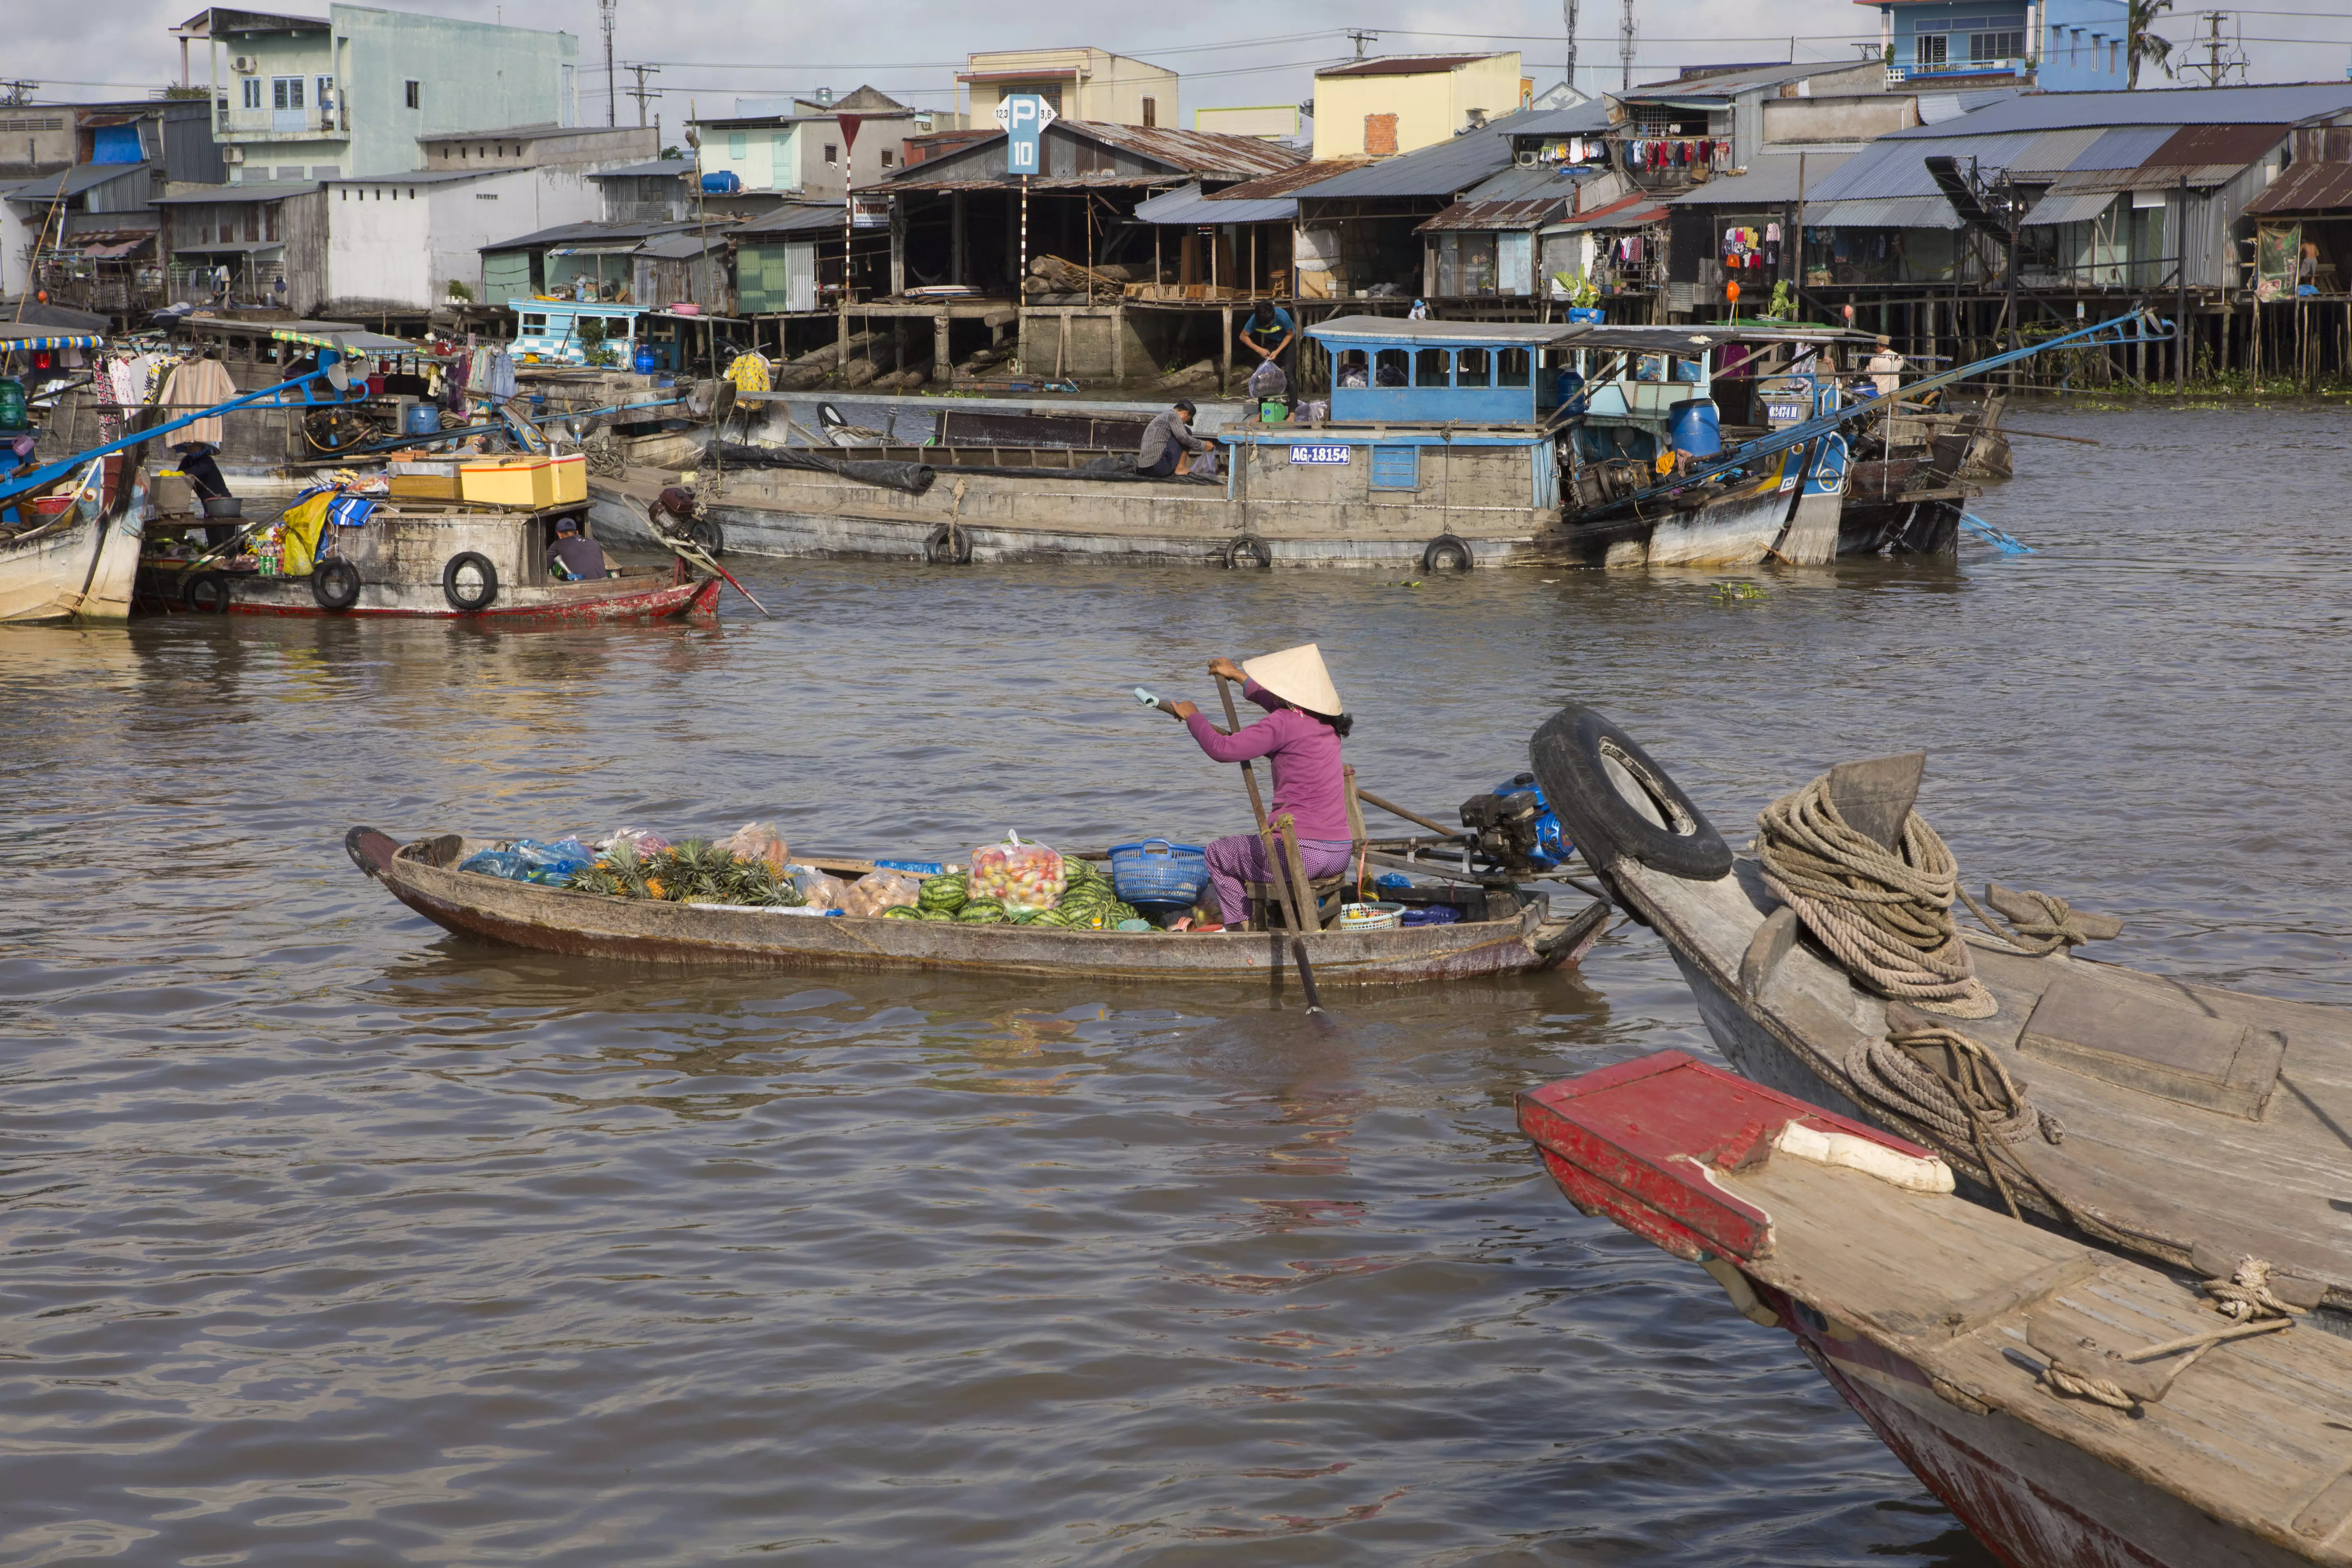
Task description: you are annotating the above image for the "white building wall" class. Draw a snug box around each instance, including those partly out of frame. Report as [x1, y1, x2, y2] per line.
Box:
[324, 166, 604, 310]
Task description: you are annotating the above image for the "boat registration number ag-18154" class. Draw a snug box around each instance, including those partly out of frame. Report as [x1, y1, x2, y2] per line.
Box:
[1289, 445, 1352, 464]
[1764, 401, 1810, 424]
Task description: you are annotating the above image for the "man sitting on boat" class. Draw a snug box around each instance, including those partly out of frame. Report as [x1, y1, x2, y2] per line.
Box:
[1137, 400, 1207, 479]
[1163, 645, 1354, 932]
[546, 516, 609, 581]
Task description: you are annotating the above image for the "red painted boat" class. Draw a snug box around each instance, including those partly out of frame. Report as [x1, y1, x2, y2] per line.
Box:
[1518, 1051, 2352, 1568]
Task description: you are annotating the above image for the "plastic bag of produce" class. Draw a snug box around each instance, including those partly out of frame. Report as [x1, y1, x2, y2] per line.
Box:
[788, 865, 852, 913]
[461, 837, 594, 885]
[720, 820, 788, 873]
[968, 832, 1065, 913]
[839, 869, 922, 918]
[598, 826, 671, 857]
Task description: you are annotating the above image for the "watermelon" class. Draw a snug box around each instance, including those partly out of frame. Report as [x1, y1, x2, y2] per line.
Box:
[881, 905, 924, 921]
[1029, 908, 1070, 927]
[918, 908, 954, 922]
[918, 874, 968, 913]
[956, 898, 1007, 924]
[1063, 858, 1098, 885]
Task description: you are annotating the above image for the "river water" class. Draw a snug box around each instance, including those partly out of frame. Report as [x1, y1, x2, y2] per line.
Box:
[5, 404, 2348, 1565]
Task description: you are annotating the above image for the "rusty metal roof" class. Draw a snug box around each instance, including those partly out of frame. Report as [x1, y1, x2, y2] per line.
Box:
[1416, 197, 1568, 233]
[2147, 123, 2290, 167]
[1213, 159, 1367, 199]
[883, 120, 1300, 192]
[1317, 54, 1506, 78]
[2245, 160, 2352, 216]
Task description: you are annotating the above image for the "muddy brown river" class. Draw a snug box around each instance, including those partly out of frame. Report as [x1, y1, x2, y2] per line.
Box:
[4, 403, 2347, 1564]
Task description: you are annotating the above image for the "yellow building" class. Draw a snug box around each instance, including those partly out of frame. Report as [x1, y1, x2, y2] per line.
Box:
[958, 47, 1176, 129]
[1310, 53, 1528, 161]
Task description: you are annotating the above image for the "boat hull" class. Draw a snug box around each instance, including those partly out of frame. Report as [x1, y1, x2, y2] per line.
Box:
[352, 830, 1610, 986]
[0, 460, 144, 624]
[163, 570, 722, 622]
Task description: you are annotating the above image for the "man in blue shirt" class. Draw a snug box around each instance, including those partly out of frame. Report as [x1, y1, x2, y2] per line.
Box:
[1236, 302, 1297, 374]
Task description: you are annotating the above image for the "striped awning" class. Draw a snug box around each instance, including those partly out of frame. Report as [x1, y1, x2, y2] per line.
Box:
[0, 327, 103, 350]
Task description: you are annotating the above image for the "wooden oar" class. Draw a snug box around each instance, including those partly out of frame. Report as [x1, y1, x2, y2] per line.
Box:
[658, 530, 774, 617]
[2000, 426, 2101, 446]
[1215, 672, 1323, 1013]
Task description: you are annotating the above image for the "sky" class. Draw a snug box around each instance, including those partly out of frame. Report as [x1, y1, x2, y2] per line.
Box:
[13, 0, 2352, 118]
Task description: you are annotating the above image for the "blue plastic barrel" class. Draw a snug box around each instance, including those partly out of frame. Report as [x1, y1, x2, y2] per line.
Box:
[1666, 397, 1722, 457]
[1107, 840, 1209, 906]
[403, 402, 441, 437]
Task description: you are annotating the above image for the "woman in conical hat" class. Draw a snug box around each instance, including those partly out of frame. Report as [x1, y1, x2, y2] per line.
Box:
[1164, 644, 1353, 931]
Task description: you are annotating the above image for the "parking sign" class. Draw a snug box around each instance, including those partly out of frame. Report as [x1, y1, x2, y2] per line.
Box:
[994, 93, 1059, 175]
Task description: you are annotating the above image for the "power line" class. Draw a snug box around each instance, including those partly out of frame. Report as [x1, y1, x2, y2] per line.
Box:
[1346, 30, 1381, 59]
[624, 62, 660, 126]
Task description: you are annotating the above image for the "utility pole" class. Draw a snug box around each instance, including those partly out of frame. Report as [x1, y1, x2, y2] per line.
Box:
[624, 62, 659, 127]
[599, 0, 617, 127]
[0, 80, 36, 108]
[2182, 11, 2244, 87]
[1619, 0, 1636, 89]
[1345, 30, 1379, 59]
[1563, 0, 1579, 97]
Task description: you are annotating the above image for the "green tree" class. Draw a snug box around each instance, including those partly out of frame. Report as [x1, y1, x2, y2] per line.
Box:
[2127, 0, 2175, 87]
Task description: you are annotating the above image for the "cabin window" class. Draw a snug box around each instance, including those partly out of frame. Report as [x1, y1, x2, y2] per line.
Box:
[521, 314, 547, 330]
[1334, 350, 1368, 388]
[1370, 445, 1420, 490]
[1496, 347, 1531, 388]
[1373, 348, 1408, 387]
[1457, 347, 1492, 388]
[1141, 97, 1157, 128]
[1414, 347, 1450, 387]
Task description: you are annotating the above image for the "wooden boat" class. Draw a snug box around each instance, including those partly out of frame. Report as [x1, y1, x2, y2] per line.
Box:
[1519, 1049, 2352, 1568]
[139, 497, 719, 622]
[343, 828, 1610, 985]
[587, 319, 1877, 572]
[1526, 703, 2352, 1312]
[0, 451, 146, 624]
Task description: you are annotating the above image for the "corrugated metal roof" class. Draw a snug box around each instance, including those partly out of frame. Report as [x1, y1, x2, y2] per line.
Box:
[1415, 196, 1568, 232]
[1317, 54, 1505, 77]
[2022, 191, 2116, 226]
[2070, 125, 2178, 171]
[4, 162, 153, 203]
[1214, 159, 1370, 199]
[481, 218, 702, 252]
[588, 159, 695, 180]
[1878, 83, 2352, 139]
[733, 202, 846, 236]
[1801, 194, 1961, 228]
[636, 232, 726, 258]
[880, 120, 1301, 193]
[1291, 107, 1602, 200]
[1550, 192, 1668, 231]
[1456, 165, 1592, 202]
[1801, 132, 2042, 201]
[1917, 88, 2022, 124]
[1131, 183, 1297, 225]
[2245, 160, 2352, 216]
[1618, 60, 1871, 100]
[2047, 163, 2252, 193]
[151, 181, 317, 205]
[1664, 150, 1855, 206]
[2012, 127, 2111, 176]
[2149, 122, 2290, 167]
[1309, 314, 1577, 345]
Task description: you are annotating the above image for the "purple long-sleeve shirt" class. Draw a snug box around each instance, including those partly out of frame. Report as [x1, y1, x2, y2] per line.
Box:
[1184, 677, 1350, 842]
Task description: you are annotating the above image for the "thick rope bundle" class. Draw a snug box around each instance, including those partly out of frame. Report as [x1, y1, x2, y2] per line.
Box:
[1758, 774, 1997, 1019]
[584, 432, 626, 478]
[2041, 1362, 2136, 1410]
[1847, 1022, 2062, 1219]
[2205, 1257, 2303, 1323]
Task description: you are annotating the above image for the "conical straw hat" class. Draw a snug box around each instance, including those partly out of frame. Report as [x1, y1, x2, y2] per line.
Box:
[1242, 643, 1342, 717]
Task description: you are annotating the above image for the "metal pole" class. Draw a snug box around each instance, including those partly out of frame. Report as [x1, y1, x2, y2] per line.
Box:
[2176, 172, 2190, 393]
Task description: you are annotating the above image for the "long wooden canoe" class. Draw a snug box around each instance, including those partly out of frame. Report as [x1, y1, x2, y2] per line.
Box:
[1521, 1051, 2352, 1568]
[345, 828, 1610, 986]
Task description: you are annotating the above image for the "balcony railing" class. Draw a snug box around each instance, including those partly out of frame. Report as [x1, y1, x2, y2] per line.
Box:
[1885, 57, 2029, 83]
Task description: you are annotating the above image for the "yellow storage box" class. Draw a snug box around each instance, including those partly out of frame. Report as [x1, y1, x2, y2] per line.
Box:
[459, 456, 552, 508]
[547, 451, 587, 505]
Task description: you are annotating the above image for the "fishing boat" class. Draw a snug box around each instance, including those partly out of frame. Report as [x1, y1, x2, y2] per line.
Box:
[1518, 1049, 2352, 1568]
[341, 828, 1610, 986]
[0, 450, 147, 624]
[586, 318, 1880, 571]
[137, 489, 719, 622]
[1524, 702, 2352, 1312]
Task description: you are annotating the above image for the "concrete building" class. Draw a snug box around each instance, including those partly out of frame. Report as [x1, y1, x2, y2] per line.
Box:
[590, 159, 697, 224]
[693, 88, 916, 204]
[1866, 0, 2133, 92]
[957, 49, 1176, 130]
[320, 165, 610, 315]
[1194, 106, 1303, 143]
[1309, 53, 1529, 163]
[171, 5, 581, 183]
[419, 123, 655, 174]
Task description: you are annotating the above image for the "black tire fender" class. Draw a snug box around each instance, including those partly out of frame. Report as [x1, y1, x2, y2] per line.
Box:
[182, 569, 232, 613]
[924, 523, 972, 565]
[310, 555, 363, 612]
[1527, 704, 1733, 881]
[684, 515, 723, 555]
[1225, 533, 1272, 570]
[1422, 533, 1472, 573]
[441, 550, 499, 612]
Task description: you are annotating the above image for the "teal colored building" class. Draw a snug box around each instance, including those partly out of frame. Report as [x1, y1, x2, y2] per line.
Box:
[1866, 0, 2133, 93]
[171, 5, 581, 183]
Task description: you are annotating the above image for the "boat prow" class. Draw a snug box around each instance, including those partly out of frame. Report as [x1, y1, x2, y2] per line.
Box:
[1519, 1050, 2352, 1568]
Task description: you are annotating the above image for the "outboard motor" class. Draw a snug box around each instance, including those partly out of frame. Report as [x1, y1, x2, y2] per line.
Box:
[1459, 772, 1570, 872]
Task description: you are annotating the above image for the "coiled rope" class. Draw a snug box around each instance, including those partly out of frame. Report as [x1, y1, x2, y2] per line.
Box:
[1846, 1021, 2064, 1220]
[2205, 1256, 2303, 1324]
[2041, 1362, 2137, 1410]
[1757, 774, 1997, 1019]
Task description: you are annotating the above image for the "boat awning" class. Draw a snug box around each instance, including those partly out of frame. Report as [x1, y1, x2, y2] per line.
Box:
[2022, 191, 2116, 226]
[0, 326, 104, 350]
[271, 325, 416, 353]
[174, 241, 287, 254]
[1308, 315, 1580, 348]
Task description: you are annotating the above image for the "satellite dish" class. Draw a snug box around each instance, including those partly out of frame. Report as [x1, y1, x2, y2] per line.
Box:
[325, 336, 351, 392]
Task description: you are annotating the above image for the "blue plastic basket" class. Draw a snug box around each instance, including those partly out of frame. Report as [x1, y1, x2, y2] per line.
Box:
[1107, 839, 1208, 906]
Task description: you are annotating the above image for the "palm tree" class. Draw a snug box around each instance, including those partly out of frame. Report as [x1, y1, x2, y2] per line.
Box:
[2127, 0, 2176, 87]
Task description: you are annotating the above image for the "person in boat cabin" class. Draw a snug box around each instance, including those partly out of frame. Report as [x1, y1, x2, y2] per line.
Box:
[546, 516, 610, 581]
[1162, 644, 1354, 932]
[1137, 400, 1207, 478]
[1867, 337, 1906, 401]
